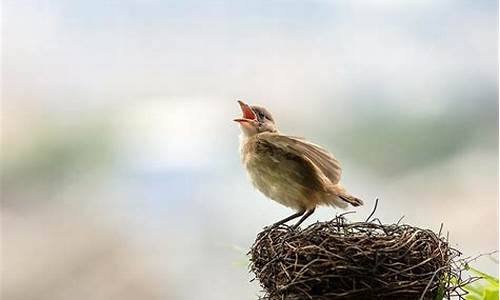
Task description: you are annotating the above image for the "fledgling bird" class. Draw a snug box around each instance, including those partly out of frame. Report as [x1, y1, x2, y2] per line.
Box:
[234, 101, 363, 229]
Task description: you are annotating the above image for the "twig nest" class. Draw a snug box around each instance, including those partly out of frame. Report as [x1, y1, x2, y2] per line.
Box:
[249, 215, 465, 300]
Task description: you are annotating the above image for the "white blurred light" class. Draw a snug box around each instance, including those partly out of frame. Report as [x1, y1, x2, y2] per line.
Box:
[115, 98, 222, 170]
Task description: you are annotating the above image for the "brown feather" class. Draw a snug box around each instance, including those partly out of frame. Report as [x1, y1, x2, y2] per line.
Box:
[259, 133, 342, 184]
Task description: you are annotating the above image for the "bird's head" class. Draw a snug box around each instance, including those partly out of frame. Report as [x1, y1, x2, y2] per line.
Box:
[234, 100, 278, 137]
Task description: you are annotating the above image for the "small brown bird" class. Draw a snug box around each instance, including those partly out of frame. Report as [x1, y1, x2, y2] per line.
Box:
[234, 101, 363, 229]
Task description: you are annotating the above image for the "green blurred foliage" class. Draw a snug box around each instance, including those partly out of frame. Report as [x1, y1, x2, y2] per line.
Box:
[463, 267, 499, 300]
[3, 123, 114, 176]
[1, 121, 115, 208]
[330, 100, 497, 177]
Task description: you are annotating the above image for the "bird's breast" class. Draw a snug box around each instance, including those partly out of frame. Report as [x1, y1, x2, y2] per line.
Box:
[239, 135, 319, 210]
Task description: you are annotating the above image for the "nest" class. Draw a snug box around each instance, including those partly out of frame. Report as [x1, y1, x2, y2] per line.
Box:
[249, 212, 472, 300]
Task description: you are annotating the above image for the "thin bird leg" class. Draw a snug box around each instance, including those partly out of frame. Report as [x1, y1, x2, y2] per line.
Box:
[270, 210, 306, 228]
[291, 208, 316, 230]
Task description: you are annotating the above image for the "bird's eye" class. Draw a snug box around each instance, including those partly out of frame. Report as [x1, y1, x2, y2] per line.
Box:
[258, 112, 266, 119]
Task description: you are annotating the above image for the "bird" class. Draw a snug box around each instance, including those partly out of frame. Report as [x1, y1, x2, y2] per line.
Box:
[234, 100, 363, 229]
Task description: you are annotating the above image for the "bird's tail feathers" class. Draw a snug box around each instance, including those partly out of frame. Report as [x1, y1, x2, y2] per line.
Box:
[328, 184, 364, 207]
[338, 194, 363, 207]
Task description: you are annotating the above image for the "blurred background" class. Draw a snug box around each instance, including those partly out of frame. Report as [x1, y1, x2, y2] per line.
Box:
[1, 0, 498, 299]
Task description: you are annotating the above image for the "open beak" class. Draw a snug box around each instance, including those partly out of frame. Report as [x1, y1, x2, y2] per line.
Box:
[234, 100, 256, 123]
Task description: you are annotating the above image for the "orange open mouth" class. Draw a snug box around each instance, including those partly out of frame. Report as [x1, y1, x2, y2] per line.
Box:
[234, 100, 256, 123]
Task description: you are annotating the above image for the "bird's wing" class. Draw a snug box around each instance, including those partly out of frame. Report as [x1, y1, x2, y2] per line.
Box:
[260, 133, 342, 184]
[253, 135, 330, 192]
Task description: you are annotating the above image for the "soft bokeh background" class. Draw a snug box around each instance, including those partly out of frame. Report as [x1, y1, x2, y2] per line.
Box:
[2, 0, 498, 299]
